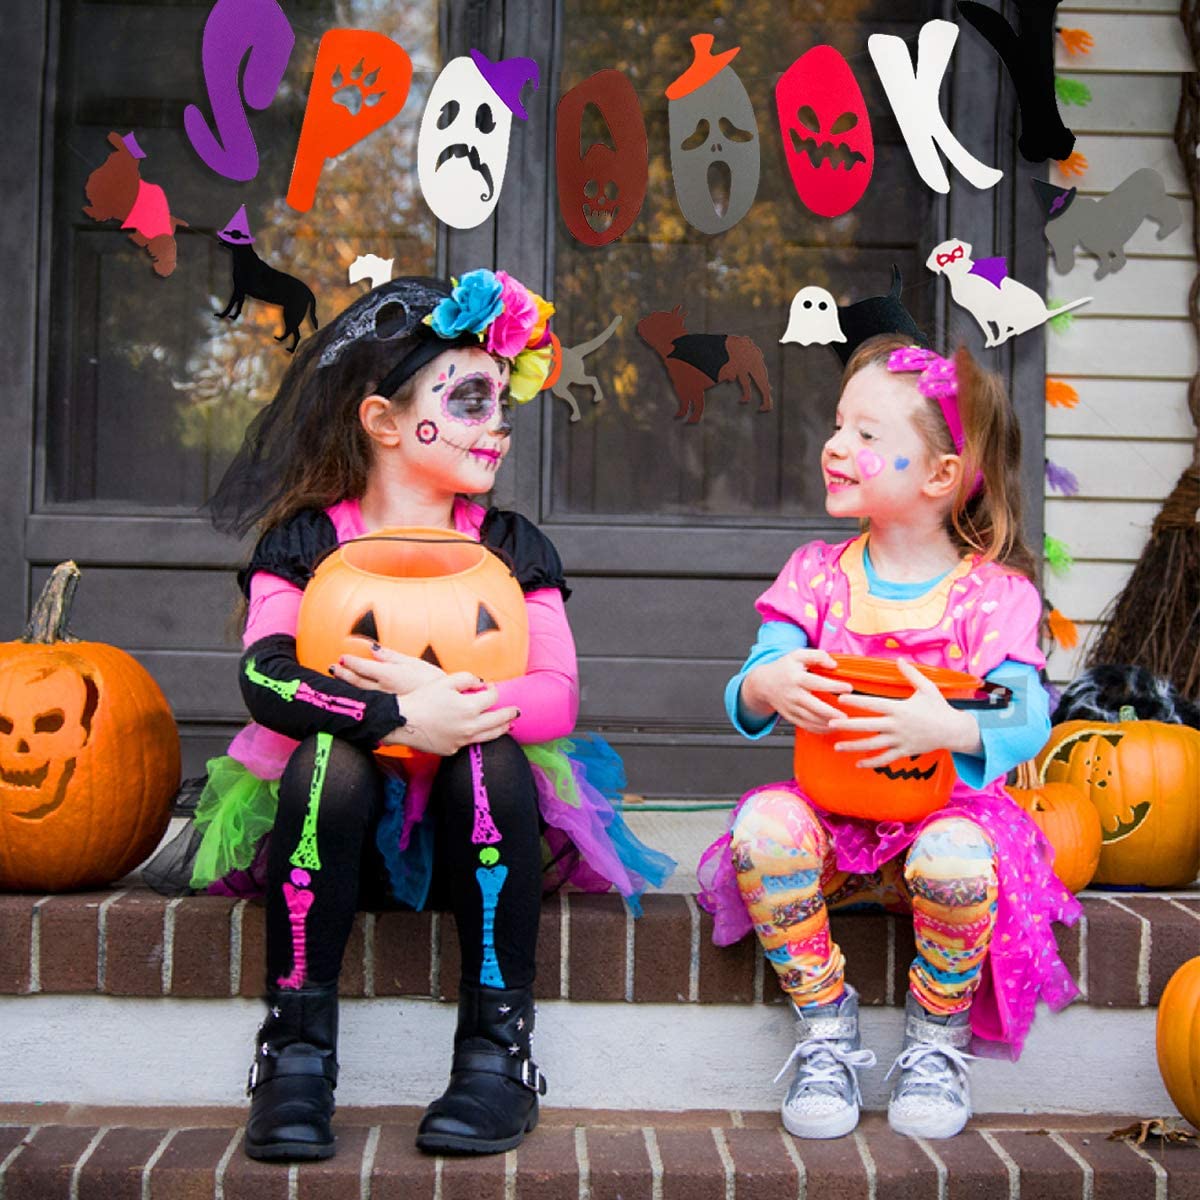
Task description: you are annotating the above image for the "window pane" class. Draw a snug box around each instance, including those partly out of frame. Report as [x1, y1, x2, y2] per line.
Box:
[46, 0, 440, 506]
[550, 0, 937, 523]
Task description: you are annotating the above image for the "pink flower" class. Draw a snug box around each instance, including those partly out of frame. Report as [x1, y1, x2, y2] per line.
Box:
[486, 271, 539, 358]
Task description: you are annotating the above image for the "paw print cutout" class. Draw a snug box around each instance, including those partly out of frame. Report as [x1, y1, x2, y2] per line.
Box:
[332, 59, 386, 116]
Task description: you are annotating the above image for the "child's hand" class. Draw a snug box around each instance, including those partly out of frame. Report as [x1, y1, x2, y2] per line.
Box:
[827, 658, 981, 768]
[379, 671, 518, 757]
[743, 648, 854, 734]
[331, 644, 445, 695]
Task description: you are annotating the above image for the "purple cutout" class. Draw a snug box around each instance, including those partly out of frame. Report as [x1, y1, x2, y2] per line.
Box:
[184, 0, 296, 182]
[277, 880, 315, 989]
[968, 256, 1008, 289]
[469, 743, 502, 845]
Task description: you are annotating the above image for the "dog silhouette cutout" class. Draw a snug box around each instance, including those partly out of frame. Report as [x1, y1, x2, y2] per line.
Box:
[1034, 169, 1182, 279]
[547, 317, 622, 421]
[82, 132, 187, 277]
[637, 307, 772, 424]
[926, 238, 1090, 347]
[215, 205, 318, 353]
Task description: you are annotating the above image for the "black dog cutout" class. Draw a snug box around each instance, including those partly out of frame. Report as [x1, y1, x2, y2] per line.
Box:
[215, 205, 318, 353]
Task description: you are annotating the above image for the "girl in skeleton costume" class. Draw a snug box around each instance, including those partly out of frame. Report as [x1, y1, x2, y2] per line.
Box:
[175, 273, 672, 1162]
[698, 335, 1080, 1142]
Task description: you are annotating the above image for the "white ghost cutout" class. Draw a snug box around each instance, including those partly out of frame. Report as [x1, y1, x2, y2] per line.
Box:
[417, 52, 538, 230]
[781, 287, 846, 345]
[348, 254, 394, 289]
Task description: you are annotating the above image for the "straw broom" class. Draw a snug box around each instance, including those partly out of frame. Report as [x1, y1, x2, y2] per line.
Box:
[1084, 0, 1200, 698]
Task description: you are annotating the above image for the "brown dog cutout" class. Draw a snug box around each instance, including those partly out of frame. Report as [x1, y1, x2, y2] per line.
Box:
[83, 132, 187, 277]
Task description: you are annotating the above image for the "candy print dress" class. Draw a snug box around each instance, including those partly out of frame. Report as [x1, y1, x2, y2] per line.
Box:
[152, 496, 673, 913]
[698, 534, 1081, 1057]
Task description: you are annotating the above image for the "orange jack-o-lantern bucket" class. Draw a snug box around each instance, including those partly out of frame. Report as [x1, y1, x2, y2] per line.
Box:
[296, 528, 529, 760]
[793, 655, 992, 823]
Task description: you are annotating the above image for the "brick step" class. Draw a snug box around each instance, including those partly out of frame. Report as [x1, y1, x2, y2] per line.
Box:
[2, 1107, 1197, 1200]
[1, 888, 1197, 1008]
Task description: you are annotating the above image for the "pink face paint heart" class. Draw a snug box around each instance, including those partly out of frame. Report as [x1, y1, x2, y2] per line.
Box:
[856, 449, 885, 478]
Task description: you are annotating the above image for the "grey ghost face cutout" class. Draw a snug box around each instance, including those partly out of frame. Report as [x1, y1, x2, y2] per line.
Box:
[668, 65, 760, 236]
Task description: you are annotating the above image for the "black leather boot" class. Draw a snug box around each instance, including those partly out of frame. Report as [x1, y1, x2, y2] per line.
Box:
[244, 983, 339, 1161]
[416, 983, 547, 1155]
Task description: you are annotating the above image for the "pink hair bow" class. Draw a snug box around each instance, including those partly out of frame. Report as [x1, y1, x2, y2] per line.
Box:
[886, 346, 984, 497]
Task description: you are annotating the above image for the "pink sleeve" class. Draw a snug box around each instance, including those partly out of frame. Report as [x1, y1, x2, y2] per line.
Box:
[243, 572, 304, 647]
[493, 588, 579, 744]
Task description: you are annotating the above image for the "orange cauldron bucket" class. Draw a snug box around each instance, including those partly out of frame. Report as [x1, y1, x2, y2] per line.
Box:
[793, 655, 991, 823]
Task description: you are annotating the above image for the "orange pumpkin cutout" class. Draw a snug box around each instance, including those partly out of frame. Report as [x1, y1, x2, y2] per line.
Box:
[0, 562, 180, 892]
[1036, 707, 1200, 888]
[1006, 763, 1101, 893]
[1157, 955, 1200, 1131]
[793, 655, 986, 823]
[296, 528, 529, 760]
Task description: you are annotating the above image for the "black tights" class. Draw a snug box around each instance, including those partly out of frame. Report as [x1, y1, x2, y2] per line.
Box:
[265, 734, 542, 991]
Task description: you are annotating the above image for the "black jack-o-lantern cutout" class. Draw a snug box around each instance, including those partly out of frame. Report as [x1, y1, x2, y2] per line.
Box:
[296, 528, 530, 759]
[556, 68, 648, 246]
[776, 45, 874, 218]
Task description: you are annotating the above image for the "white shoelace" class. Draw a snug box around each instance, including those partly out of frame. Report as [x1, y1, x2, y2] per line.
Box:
[885, 1041, 977, 1100]
[775, 1038, 878, 1104]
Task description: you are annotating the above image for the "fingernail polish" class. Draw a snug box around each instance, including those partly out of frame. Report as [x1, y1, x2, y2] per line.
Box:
[328, 665, 338, 675]
[370, 641, 381, 651]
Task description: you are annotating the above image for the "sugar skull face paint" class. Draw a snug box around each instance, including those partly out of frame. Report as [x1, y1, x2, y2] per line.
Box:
[856, 448, 886, 478]
[416, 419, 439, 444]
[441, 371, 503, 426]
[894, 456, 910, 470]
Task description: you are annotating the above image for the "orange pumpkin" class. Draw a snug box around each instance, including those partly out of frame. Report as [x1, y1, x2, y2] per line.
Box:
[296, 528, 529, 760]
[1156, 955, 1200, 1131]
[1006, 763, 1101, 893]
[793, 656, 985, 823]
[0, 562, 180, 892]
[1036, 707, 1200, 888]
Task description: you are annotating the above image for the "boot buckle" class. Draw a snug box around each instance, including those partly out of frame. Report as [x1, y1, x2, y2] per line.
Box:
[520, 1059, 547, 1095]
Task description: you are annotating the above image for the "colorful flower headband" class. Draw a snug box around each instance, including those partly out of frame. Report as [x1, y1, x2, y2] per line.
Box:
[886, 346, 984, 496]
[425, 268, 555, 403]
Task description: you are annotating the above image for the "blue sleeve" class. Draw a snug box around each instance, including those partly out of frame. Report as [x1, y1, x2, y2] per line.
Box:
[952, 660, 1050, 788]
[725, 621, 809, 740]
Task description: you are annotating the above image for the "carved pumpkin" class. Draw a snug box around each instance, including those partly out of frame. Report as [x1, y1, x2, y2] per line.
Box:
[793, 655, 985, 823]
[296, 528, 529, 760]
[1006, 762, 1101, 893]
[1036, 707, 1200, 888]
[0, 562, 180, 892]
[1157, 955, 1200, 1130]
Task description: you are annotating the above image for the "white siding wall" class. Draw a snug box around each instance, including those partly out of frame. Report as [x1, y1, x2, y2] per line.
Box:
[1045, 2, 1196, 686]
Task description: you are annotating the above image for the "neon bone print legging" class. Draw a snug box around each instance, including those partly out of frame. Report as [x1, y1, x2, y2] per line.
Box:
[732, 788, 998, 1014]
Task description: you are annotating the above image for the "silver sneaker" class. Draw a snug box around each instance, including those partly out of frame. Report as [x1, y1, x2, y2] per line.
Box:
[776, 985, 877, 1139]
[886, 994, 976, 1139]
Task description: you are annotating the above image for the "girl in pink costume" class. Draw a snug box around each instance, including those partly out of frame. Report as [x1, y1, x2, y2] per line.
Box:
[698, 334, 1079, 1141]
[161, 274, 671, 1163]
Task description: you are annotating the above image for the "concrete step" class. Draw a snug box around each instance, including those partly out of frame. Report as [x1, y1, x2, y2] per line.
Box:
[2, 1107, 1197, 1200]
[1, 887, 1196, 1116]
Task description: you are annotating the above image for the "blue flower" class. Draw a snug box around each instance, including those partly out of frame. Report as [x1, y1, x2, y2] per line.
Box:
[428, 269, 504, 339]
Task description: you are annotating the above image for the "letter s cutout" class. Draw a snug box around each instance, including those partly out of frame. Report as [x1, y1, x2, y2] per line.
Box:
[184, 0, 295, 182]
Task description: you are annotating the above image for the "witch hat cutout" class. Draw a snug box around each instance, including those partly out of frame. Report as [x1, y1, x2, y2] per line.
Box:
[469, 48, 540, 120]
[214, 206, 318, 352]
[1036, 167, 1182, 279]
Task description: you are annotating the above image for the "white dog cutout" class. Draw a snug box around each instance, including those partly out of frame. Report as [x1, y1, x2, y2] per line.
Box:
[780, 287, 847, 346]
[926, 239, 1091, 347]
[348, 254, 395, 289]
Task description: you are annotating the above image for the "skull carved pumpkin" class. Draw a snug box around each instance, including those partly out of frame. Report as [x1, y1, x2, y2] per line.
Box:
[556, 69, 647, 246]
[776, 46, 874, 218]
[792, 655, 987, 823]
[296, 528, 529, 760]
[0, 562, 180, 893]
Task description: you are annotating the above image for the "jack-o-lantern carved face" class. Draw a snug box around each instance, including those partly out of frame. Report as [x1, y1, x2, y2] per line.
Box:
[0, 656, 96, 821]
[556, 69, 647, 246]
[776, 46, 874, 218]
[668, 63, 760, 235]
[296, 529, 530, 757]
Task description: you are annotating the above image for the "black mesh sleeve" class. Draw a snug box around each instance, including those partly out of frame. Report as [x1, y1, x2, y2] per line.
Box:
[480, 508, 571, 600]
[239, 634, 402, 749]
[236, 509, 341, 597]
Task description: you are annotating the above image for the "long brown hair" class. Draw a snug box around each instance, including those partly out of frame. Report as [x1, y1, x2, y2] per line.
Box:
[841, 333, 1038, 581]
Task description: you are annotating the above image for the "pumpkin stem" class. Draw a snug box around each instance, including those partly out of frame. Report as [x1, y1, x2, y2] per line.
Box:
[23, 561, 82, 644]
[1118, 705, 1137, 722]
[1015, 759, 1038, 790]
